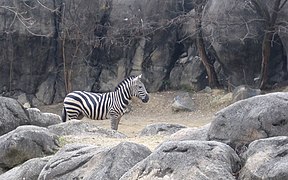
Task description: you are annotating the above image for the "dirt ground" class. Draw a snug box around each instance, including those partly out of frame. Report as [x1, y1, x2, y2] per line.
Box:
[39, 89, 232, 150]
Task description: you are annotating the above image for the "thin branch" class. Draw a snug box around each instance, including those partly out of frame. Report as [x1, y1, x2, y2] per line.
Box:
[36, 0, 58, 12]
[0, 5, 52, 37]
[279, 0, 288, 10]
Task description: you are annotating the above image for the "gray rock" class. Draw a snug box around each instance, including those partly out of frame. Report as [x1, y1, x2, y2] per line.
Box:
[0, 156, 51, 180]
[0, 168, 4, 175]
[15, 92, 30, 107]
[202, 0, 288, 87]
[35, 75, 56, 105]
[207, 92, 288, 150]
[48, 120, 127, 138]
[232, 85, 261, 102]
[31, 96, 45, 107]
[27, 108, 61, 127]
[138, 123, 187, 137]
[171, 92, 195, 112]
[0, 125, 59, 169]
[120, 140, 241, 180]
[170, 55, 208, 91]
[239, 136, 288, 180]
[0, 97, 30, 135]
[0, 0, 57, 97]
[202, 0, 264, 87]
[38, 142, 151, 180]
[167, 123, 211, 141]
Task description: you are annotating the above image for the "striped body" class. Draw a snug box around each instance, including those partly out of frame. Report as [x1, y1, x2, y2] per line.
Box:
[64, 91, 113, 120]
[62, 75, 149, 130]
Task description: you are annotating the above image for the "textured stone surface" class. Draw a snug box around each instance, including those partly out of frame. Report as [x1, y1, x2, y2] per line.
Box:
[38, 142, 151, 180]
[0, 97, 29, 135]
[27, 108, 61, 127]
[0, 156, 51, 180]
[207, 92, 288, 149]
[120, 140, 240, 180]
[171, 92, 195, 112]
[239, 136, 288, 180]
[0, 125, 59, 169]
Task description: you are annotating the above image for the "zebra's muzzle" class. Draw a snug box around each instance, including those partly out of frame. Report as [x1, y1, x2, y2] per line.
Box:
[142, 94, 149, 103]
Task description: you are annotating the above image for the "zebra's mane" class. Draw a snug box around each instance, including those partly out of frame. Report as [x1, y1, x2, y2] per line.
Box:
[114, 76, 136, 91]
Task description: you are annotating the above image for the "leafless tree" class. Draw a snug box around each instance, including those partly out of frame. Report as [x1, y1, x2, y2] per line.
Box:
[0, 1, 57, 93]
[251, 0, 288, 89]
[194, 0, 220, 88]
[1, 0, 222, 93]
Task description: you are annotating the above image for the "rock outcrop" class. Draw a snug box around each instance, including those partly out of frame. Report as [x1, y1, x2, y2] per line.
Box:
[239, 136, 288, 180]
[27, 108, 61, 127]
[38, 142, 151, 180]
[1, 0, 287, 105]
[0, 97, 62, 135]
[0, 156, 51, 180]
[207, 92, 288, 150]
[120, 140, 241, 180]
[0, 125, 59, 169]
[0, 97, 30, 135]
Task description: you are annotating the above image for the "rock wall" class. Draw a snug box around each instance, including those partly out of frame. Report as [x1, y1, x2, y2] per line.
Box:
[0, 0, 287, 105]
[202, 0, 288, 88]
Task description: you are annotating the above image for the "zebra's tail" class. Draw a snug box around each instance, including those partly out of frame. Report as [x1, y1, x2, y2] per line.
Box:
[61, 107, 67, 122]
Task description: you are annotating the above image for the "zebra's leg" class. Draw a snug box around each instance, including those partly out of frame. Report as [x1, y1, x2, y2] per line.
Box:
[61, 107, 67, 122]
[111, 117, 121, 130]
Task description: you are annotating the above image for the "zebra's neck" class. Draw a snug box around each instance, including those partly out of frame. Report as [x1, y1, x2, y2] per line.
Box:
[113, 85, 132, 107]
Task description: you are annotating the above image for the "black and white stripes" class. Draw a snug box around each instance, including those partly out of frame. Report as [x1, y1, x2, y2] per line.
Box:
[61, 75, 149, 130]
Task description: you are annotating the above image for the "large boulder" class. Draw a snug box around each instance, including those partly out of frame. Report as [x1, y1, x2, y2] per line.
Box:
[0, 0, 57, 96]
[0, 97, 30, 135]
[120, 140, 241, 180]
[171, 92, 196, 112]
[0, 125, 59, 169]
[38, 142, 151, 180]
[207, 92, 288, 150]
[202, 0, 262, 86]
[0, 156, 51, 180]
[27, 108, 61, 127]
[239, 136, 288, 180]
[0, 0, 200, 103]
[202, 0, 288, 87]
[170, 55, 208, 91]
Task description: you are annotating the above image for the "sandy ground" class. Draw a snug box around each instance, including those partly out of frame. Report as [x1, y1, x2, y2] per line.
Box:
[39, 90, 232, 150]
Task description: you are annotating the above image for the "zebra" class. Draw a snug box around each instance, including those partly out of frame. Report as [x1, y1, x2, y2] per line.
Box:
[61, 74, 149, 130]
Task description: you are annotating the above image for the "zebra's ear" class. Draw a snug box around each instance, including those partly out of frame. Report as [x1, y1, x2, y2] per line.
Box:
[133, 74, 142, 82]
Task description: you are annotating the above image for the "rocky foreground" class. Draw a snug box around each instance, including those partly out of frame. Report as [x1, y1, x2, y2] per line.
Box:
[0, 92, 288, 180]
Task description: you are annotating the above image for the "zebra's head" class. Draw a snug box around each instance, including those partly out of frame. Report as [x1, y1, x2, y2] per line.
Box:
[131, 74, 149, 103]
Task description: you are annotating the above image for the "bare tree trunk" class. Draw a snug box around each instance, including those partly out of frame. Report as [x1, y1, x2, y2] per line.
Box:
[259, 32, 272, 89]
[196, 31, 219, 88]
[259, 0, 282, 89]
[62, 32, 69, 94]
[195, 6, 219, 88]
